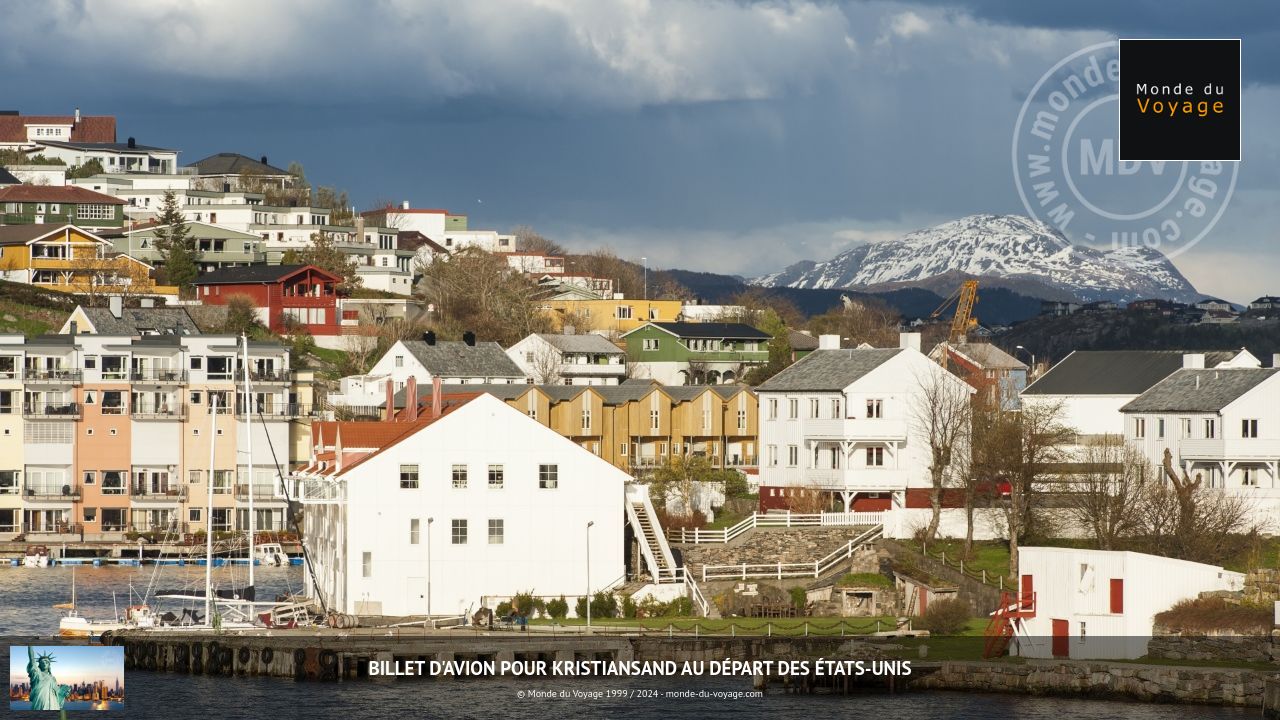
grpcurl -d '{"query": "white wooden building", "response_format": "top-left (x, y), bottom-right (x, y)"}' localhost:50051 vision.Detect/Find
top-left (296, 393), bottom-right (627, 618)
top-left (1013, 547), bottom-right (1243, 660)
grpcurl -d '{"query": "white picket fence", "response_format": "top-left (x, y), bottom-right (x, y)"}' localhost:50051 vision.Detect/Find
top-left (698, 525), bottom-right (883, 581)
top-left (667, 511), bottom-right (884, 544)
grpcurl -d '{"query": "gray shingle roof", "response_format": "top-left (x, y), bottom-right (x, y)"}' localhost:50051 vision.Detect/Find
top-left (536, 333), bottom-right (623, 354)
top-left (190, 153), bottom-right (290, 177)
top-left (787, 329), bottom-right (819, 351)
top-left (402, 341), bottom-right (526, 379)
top-left (946, 342), bottom-right (1026, 370)
top-left (1023, 350), bottom-right (1236, 396)
top-left (0, 167), bottom-right (19, 184)
top-left (1121, 368), bottom-right (1278, 413)
top-left (756, 348), bottom-right (902, 392)
top-left (77, 306), bottom-right (200, 336)
top-left (193, 264), bottom-right (324, 285)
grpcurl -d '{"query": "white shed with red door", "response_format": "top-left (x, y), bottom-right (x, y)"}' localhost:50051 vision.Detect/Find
top-left (1012, 547), bottom-right (1243, 659)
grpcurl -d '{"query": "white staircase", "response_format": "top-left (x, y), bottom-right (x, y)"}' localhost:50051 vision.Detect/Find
top-left (625, 484), bottom-right (679, 583)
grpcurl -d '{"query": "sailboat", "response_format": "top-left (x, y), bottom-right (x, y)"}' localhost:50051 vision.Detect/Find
top-left (58, 568), bottom-right (158, 638)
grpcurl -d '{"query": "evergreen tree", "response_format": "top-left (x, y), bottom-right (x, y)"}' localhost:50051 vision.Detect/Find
top-left (152, 190), bottom-right (198, 295)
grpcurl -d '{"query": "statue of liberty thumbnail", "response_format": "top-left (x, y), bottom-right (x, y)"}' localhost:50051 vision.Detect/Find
top-left (26, 646), bottom-right (71, 710)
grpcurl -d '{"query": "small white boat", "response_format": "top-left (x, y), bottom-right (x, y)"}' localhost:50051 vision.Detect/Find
top-left (255, 542), bottom-right (289, 566)
top-left (60, 605), bottom-right (158, 639)
top-left (23, 545), bottom-right (50, 568)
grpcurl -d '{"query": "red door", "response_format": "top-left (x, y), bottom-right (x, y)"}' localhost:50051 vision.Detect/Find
top-left (1051, 619), bottom-right (1069, 658)
top-left (917, 587), bottom-right (928, 615)
top-left (1020, 574), bottom-right (1034, 609)
top-left (1109, 579), bottom-right (1124, 614)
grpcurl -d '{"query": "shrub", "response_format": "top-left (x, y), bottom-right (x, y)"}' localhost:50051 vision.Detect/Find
top-left (665, 596), bottom-right (694, 617)
top-left (574, 596), bottom-right (588, 619)
top-left (546, 596), bottom-right (569, 620)
top-left (790, 587), bottom-right (808, 612)
top-left (511, 591), bottom-right (543, 618)
top-left (590, 591), bottom-right (619, 619)
top-left (622, 595), bottom-right (638, 619)
top-left (1155, 597), bottom-right (1272, 634)
top-left (496, 600), bottom-right (513, 618)
top-left (918, 598), bottom-right (970, 635)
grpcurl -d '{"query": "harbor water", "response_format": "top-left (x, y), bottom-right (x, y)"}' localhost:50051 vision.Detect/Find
top-left (0, 566), bottom-right (1253, 719)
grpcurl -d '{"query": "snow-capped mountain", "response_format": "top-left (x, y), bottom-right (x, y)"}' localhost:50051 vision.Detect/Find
top-left (750, 214), bottom-right (1201, 304)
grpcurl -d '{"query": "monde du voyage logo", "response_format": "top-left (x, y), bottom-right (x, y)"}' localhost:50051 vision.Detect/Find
top-left (1013, 40), bottom-right (1240, 259)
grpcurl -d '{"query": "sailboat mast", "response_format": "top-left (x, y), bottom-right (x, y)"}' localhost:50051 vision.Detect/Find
top-left (205, 392), bottom-right (217, 625)
top-left (242, 334), bottom-right (255, 590)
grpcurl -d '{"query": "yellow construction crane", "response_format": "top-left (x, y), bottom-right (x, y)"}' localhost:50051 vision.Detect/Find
top-left (930, 279), bottom-right (979, 344)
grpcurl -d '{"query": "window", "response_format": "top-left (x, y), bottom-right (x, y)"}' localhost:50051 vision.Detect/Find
top-left (642, 338), bottom-right (658, 351)
top-left (101, 390), bottom-right (125, 414)
top-left (399, 464), bottom-right (419, 489)
top-left (1156, 418), bottom-right (1165, 440)
top-left (82, 471), bottom-right (96, 485)
top-left (866, 447), bottom-right (885, 467)
top-left (539, 464), bottom-right (558, 489)
top-left (649, 409), bottom-right (659, 430)
top-left (102, 471), bottom-right (126, 495)
top-left (736, 409), bottom-right (747, 430)
top-left (787, 445), bottom-right (798, 467)
top-left (83, 507), bottom-right (97, 523)
top-left (189, 391), bottom-right (202, 405)
top-left (190, 356), bottom-right (203, 370)
top-left (1242, 467), bottom-right (1257, 486)
top-left (487, 464), bottom-right (504, 489)
top-left (866, 399), bottom-right (883, 418)
top-left (188, 470), bottom-right (202, 484)
top-left (212, 470), bottom-right (233, 494)
top-left (84, 356), bottom-right (97, 369)
top-left (788, 399), bottom-right (798, 419)
top-left (702, 409), bottom-right (711, 430)
top-left (616, 306), bottom-right (633, 319)
top-left (451, 464), bottom-right (467, 489)
top-left (659, 443), bottom-right (668, 455)
top-left (362, 552), bottom-right (372, 578)
top-left (78, 203), bottom-right (112, 220)
top-left (809, 398), bottom-right (819, 418)
top-left (620, 443), bottom-right (628, 456)
top-left (1204, 419), bottom-right (1216, 439)
top-left (409, 518), bottom-right (420, 545)
top-left (451, 519), bottom-right (467, 544)
top-left (581, 408), bottom-right (591, 430)
top-left (1133, 417), bottom-right (1146, 439)
top-left (1243, 419), bottom-right (1259, 438)
top-left (831, 398), bottom-right (842, 418)
top-left (0, 471), bottom-right (18, 495)
top-left (1180, 417), bottom-right (1191, 437)
top-left (768, 445), bottom-right (777, 467)
top-left (767, 398), bottom-right (777, 419)
top-left (189, 508), bottom-right (202, 522)
top-left (395, 355), bottom-right (404, 368)
top-left (488, 518), bottom-right (504, 545)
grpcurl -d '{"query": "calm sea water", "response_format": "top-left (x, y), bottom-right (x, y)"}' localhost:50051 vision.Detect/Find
top-left (0, 566), bottom-right (1252, 719)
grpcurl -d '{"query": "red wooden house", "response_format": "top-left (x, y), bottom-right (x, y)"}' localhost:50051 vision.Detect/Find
top-left (193, 264), bottom-right (341, 336)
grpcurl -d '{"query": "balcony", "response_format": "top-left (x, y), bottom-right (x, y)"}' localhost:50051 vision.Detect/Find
top-left (804, 417), bottom-right (907, 442)
top-left (131, 403), bottom-right (187, 420)
top-left (131, 485), bottom-right (187, 502)
top-left (23, 402), bottom-right (82, 419)
top-left (129, 520), bottom-right (187, 534)
top-left (24, 369), bottom-right (81, 385)
top-left (27, 522), bottom-right (84, 535)
top-left (724, 455), bottom-right (758, 468)
top-left (130, 369), bottom-right (188, 384)
top-left (235, 402), bottom-right (314, 419)
top-left (801, 467), bottom-right (910, 490)
top-left (23, 483), bottom-right (81, 501)
top-left (1179, 438), bottom-right (1280, 461)
top-left (235, 484), bottom-right (283, 501)
top-left (249, 369), bottom-right (294, 384)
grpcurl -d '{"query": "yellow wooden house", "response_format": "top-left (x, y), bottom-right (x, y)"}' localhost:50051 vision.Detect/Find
top-left (0, 224), bottom-right (177, 298)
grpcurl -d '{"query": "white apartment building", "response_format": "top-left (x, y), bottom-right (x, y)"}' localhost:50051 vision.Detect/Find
top-left (35, 139), bottom-right (179, 174)
top-left (505, 333), bottom-right (626, 385)
top-left (297, 393), bottom-right (627, 617)
top-left (1121, 357), bottom-right (1280, 516)
top-left (755, 333), bottom-right (972, 514)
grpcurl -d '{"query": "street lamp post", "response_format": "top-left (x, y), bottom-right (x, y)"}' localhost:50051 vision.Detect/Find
top-left (586, 520), bottom-right (594, 632)
top-left (1014, 345), bottom-right (1036, 378)
top-left (427, 517), bottom-right (434, 620)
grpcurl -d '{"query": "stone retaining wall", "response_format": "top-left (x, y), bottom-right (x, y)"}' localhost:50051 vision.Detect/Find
top-left (914, 660), bottom-right (1272, 706)
top-left (1148, 627), bottom-right (1280, 664)
top-left (680, 528), bottom-right (877, 578)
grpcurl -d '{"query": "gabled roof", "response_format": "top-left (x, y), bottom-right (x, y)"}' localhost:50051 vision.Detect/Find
top-left (1022, 351), bottom-right (1228, 396)
top-left (400, 340), bottom-right (526, 379)
top-left (756, 348), bottom-right (903, 392)
top-left (311, 397), bottom-right (477, 477)
top-left (0, 114), bottom-right (116, 144)
top-left (192, 264), bottom-right (338, 285)
top-left (396, 230), bottom-right (446, 254)
top-left (534, 333), bottom-right (624, 354)
top-left (0, 167), bottom-right (19, 185)
top-left (0, 184), bottom-right (125, 205)
top-left (189, 153), bottom-right (290, 177)
top-left (1121, 368), bottom-right (1278, 413)
top-left (627, 322), bottom-right (770, 340)
top-left (74, 305), bottom-right (200, 336)
top-left (787, 329), bottom-right (819, 351)
top-left (938, 342), bottom-right (1026, 370)
top-left (0, 224), bottom-right (110, 246)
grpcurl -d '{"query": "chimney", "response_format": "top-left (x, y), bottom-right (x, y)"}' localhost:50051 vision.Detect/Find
top-left (74, 107), bottom-right (80, 123)
top-left (1183, 353), bottom-right (1206, 369)
top-left (899, 332), bottom-right (922, 352)
top-left (69, 321), bottom-right (77, 335)
top-left (127, 137), bottom-right (136, 149)
top-left (401, 200), bottom-right (410, 210)
top-left (818, 334), bottom-right (840, 350)
top-left (260, 155), bottom-right (268, 165)
top-left (140, 298), bottom-right (154, 308)
top-left (384, 380), bottom-right (395, 422)
top-left (431, 376), bottom-right (442, 419)
top-left (354, 215), bottom-right (365, 241)
top-left (463, 331), bottom-right (476, 347)
top-left (1273, 353), bottom-right (1280, 369)
top-left (422, 330), bottom-right (436, 346)
top-left (405, 376), bottom-right (418, 422)
top-left (109, 295), bottom-right (123, 319)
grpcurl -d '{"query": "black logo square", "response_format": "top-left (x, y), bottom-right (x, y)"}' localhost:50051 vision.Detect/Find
top-left (1119, 39), bottom-right (1240, 161)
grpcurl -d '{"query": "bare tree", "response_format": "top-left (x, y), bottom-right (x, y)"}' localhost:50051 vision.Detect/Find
top-left (513, 225), bottom-right (566, 256)
top-left (912, 369), bottom-right (972, 541)
top-left (526, 341), bottom-right (563, 385)
top-left (806, 298), bottom-right (901, 347)
top-left (1140, 449), bottom-right (1260, 563)
top-left (1065, 435), bottom-right (1153, 550)
top-left (1003, 400), bottom-right (1075, 576)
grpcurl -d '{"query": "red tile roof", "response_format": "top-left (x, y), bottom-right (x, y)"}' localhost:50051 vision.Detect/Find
top-left (0, 185), bottom-right (125, 205)
top-left (0, 114), bottom-right (116, 144)
top-left (307, 396), bottom-right (478, 477)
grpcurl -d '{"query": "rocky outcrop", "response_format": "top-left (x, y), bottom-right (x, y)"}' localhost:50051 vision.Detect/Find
top-left (1245, 569), bottom-right (1280, 604)
top-left (679, 528), bottom-right (879, 579)
top-left (915, 660), bottom-right (1273, 706)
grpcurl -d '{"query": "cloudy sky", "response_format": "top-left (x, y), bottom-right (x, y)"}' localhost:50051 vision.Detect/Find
top-left (3, 1), bottom-right (1276, 302)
